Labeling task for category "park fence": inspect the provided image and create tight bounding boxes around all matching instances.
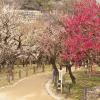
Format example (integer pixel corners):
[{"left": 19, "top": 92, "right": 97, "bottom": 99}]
[
  {"left": 0, "top": 64, "right": 52, "bottom": 87},
  {"left": 83, "top": 87, "right": 100, "bottom": 100}
]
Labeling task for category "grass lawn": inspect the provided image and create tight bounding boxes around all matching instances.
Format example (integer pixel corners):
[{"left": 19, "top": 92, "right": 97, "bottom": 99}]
[{"left": 63, "top": 67, "right": 100, "bottom": 100}]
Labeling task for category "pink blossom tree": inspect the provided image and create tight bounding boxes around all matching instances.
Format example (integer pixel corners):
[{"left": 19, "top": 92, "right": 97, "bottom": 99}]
[{"left": 62, "top": 0, "right": 100, "bottom": 83}]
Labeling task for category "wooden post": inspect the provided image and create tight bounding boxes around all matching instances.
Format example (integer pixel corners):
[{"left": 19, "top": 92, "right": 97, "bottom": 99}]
[
  {"left": 12, "top": 69, "right": 14, "bottom": 81},
  {"left": 33, "top": 66, "right": 36, "bottom": 73},
  {"left": 29, "top": 58, "right": 32, "bottom": 67},
  {"left": 42, "top": 64, "right": 45, "bottom": 72},
  {"left": 7, "top": 74, "right": 10, "bottom": 83},
  {"left": 19, "top": 70, "right": 21, "bottom": 79},
  {"left": 83, "top": 88, "right": 87, "bottom": 100}
]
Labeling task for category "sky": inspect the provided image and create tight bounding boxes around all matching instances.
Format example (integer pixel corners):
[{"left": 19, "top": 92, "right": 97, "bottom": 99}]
[{"left": 96, "top": 0, "right": 100, "bottom": 3}]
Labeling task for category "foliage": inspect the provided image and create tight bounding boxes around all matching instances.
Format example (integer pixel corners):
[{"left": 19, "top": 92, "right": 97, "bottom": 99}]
[
  {"left": 20, "top": 0, "right": 76, "bottom": 13},
  {"left": 62, "top": 0, "right": 100, "bottom": 66}
]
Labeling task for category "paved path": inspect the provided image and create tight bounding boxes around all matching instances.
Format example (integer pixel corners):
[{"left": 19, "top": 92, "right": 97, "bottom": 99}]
[{"left": 0, "top": 73, "right": 53, "bottom": 100}]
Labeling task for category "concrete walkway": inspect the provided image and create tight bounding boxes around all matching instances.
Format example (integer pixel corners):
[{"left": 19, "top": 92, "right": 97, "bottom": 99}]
[{"left": 0, "top": 73, "right": 53, "bottom": 100}]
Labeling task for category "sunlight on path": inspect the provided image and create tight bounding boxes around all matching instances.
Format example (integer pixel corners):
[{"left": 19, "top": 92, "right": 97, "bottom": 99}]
[
  {"left": 0, "top": 92, "right": 9, "bottom": 100},
  {"left": 17, "top": 94, "right": 36, "bottom": 100}
]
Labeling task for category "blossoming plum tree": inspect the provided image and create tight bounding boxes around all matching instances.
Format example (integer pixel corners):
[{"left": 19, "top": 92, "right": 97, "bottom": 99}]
[{"left": 62, "top": 0, "right": 100, "bottom": 83}]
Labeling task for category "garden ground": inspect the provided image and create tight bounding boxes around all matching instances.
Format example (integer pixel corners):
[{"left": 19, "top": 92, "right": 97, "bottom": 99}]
[
  {"left": 0, "top": 66, "right": 99, "bottom": 100},
  {"left": 62, "top": 67, "right": 100, "bottom": 100}
]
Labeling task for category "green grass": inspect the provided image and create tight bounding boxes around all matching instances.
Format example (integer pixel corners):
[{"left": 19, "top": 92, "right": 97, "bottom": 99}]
[{"left": 63, "top": 69, "right": 100, "bottom": 100}]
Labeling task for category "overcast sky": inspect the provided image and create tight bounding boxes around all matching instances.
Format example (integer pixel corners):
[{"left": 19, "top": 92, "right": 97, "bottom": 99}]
[{"left": 96, "top": 0, "right": 100, "bottom": 3}]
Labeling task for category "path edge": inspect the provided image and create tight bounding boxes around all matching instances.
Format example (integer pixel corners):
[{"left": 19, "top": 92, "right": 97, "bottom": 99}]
[{"left": 45, "top": 79, "right": 64, "bottom": 100}]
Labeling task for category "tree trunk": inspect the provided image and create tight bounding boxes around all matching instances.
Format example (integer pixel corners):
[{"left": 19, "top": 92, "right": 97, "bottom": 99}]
[
  {"left": 22, "top": 61, "right": 25, "bottom": 67},
  {"left": 19, "top": 70, "right": 21, "bottom": 79},
  {"left": 7, "top": 64, "right": 14, "bottom": 82},
  {"left": 50, "top": 57, "right": 59, "bottom": 87},
  {"left": 66, "top": 65, "right": 68, "bottom": 72},
  {"left": 52, "top": 64, "right": 59, "bottom": 87},
  {"left": 0, "top": 65, "right": 1, "bottom": 72},
  {"left": 67, "top": 65, "right": 76, "bottom": 84},
  {"left": 33, "top": 66, "right": 36, "bottom": 73}
]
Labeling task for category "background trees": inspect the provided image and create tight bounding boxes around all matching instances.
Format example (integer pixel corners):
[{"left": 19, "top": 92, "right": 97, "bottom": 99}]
[{"left": 0, "top": 6, "right": 36, "bottom": 82}]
